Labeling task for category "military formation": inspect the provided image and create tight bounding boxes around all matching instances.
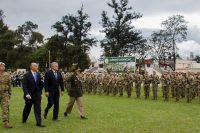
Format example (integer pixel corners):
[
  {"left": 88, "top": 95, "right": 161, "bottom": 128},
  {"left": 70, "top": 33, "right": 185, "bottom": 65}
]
[
  {"left": 1, "top": 60, "right": 200, "bottom": 129},
  {"left": 62, "top": 71, "right": 200, "bottom": 103}
]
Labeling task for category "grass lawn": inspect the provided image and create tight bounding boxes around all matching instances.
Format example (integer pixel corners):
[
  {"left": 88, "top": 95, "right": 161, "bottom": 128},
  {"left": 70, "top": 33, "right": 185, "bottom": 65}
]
[{"left": 1, "top": 88, "right": 200, "bottom": 133}]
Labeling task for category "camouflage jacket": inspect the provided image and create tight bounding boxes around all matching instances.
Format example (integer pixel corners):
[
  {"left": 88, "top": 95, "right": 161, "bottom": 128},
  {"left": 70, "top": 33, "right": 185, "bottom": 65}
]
[{"left": 0, "top": 72, "right": 11, "bottom": 94}]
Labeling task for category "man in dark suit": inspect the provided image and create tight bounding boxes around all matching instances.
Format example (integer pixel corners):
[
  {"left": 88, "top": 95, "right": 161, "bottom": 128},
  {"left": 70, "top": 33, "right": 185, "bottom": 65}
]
[
  {"left": 44, "top": 62, "right": 64, "bottom": 121},
  {"left": 22, "top": 63, "right": 45, "bottom": 127}
]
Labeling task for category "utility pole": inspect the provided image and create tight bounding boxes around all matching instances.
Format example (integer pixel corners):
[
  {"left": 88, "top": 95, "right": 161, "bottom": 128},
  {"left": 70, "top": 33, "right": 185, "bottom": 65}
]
[{"left": 48, "top": 50, "right": 51, "bottom": 69}]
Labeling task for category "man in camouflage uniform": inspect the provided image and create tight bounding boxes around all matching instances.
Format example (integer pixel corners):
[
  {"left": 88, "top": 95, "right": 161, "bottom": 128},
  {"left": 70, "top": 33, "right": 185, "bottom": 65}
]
[
  {"left": 143, "top": 72, "right": 151, "bottom": 99},
  {"left": 151, "top": 71, "right": 160, "bottom": 100},
  {"left": 86, "top": 74, "right": 93, "bottom": 94},
  {"left": 170, "top": 72, "right": 176, "bottom": 98},
  {"left": 160, "top": 72, "right": 170, "bottom": 101},
  {"left": 175, "top": 72, "right": 184, "bottom": 102},
  {"left": 0, "top": 62, "right": 13, "bottom": 128},
  {"left": 193, "top": 73, "right": 199, "bottom": 98},
  {"left": 124, "top": 73, "right": 133, "bottom": 98},
  {"left": 186, "top": 72, "right": 194, "bottom": 103},
  {"left": 97, "top": 74, "right": 103, "bottom": 95},
  {"left": 107, "top": 74, "right": 114, "bottom": 96},
  {"left": 92, "top": 74, "right": 98, "bottom": 94},
  {"left": 112, "top": 74, "right": 118, "bottom": 96},
  {"left": 196, "top": 72, "right": 200, "bottom": 103},
  {"left": 134, "top": 71, "right": 142, "bottom": 98},
  {"left": 102, "top": 73, "right": 109, "bottom": 94},
  {"left": 118, "top": 74, "right": 124, "bottom": 96}
]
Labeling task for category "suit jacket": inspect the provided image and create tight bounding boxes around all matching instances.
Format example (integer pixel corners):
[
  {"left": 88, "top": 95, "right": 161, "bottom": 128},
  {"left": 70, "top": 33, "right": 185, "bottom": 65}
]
[
  {"left": 22, "top": 71, "right": 43, "bottom": 100},
  {"left": 44, "top": 70, "right": 64, "bottom": 93},
  {"left": 68, "top": 74, "right": 83, "bottom": 97}
]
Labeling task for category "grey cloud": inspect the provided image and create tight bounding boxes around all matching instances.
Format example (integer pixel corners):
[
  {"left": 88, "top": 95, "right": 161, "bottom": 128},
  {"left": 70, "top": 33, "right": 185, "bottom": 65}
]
[
  {"left": 1, "top": 0, "right": 200, "bottom": 39},
  {"left": 132, "top": 0, "right": 200, "bottom": 16},
  {"left": 188, "top": 26, "right": 200, "bottom": 44}
]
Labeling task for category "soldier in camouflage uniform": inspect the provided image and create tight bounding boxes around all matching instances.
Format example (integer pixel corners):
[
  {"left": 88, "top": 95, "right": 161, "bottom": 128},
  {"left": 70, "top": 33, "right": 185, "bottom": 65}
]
[
  {"left": 193, "top": 73, "right": 199, "bottom": 98},
  {"left": 112, "top": 74, "right": 118, "bottom": 96},
  {"left": 170, "top": 72, "right": 176, "bottom": 98},
  {"left": 196, "top": 72, "right": 200, "bottom": 103},
  {"left": 124, "top": 73, "right": 133, "bottom": 98},
  {"left": 97, "top": 74, "right": 103, "bottom": 95},
  {"left": 92, "top": 74, "right": 98, "bottom": 94},
  {"left": 175, "top": 72, "right": 183, "bottom": 102},
  {"left": 102, "top": 73, "right": 109, "bottom": 94},
  {"left": 186, "top": 72, "right": 194, "bottom": 103},
  {"left": 107, "top": 74, "right": 115, "bottom": 96},
  {"left": 87, "top": 74, "right": 93, "bottom": 94},
  {"left": 160, "top": 72, "right": 170, "bottom": 101},
  {"left": 151, "top": 71, "right": 160, "bottom": 100},
  {"left": 118, "top": 74, "right": 124, "bottom": 96},
  {"left": 143, "top": 72, "right": 151, "bottom": 99},
  {"left": 0, "top": 62, "right": 13, "bottom": 128},
  {"left": 181, "top": 73, "right": 187, "bottom": 98},
  {"left": 134, "top": 71, "right": 143, "bottom": 98}
]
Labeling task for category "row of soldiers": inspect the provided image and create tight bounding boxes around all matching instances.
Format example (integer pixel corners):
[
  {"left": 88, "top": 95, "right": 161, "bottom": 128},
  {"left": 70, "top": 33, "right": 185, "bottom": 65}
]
[{"left": 62, "top": 71, "right": 200, "bottom": 103}]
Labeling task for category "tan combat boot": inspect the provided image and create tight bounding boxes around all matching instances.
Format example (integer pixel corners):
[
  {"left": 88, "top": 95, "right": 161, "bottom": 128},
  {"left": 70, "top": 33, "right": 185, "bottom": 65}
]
[{"left": 4, "top": 121, "right": 13, "bottom": 128}]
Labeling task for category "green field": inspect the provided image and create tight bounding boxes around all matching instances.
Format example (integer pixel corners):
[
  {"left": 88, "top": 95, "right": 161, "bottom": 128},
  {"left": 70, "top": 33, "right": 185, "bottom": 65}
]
[{"left": 1, "top": 88, "right": 200, "bottom": 133}]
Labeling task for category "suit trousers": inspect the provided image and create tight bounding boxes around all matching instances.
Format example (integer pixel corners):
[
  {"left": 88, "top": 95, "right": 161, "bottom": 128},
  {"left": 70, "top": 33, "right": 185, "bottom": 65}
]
[{"left": 22, "top": 97, "right": 41, "bottom": 125}]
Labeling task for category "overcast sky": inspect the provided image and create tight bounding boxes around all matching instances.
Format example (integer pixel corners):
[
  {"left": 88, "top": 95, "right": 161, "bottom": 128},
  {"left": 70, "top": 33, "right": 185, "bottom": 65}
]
[{"left": 1, "top": 0, "right": 200, "bottom": 59}]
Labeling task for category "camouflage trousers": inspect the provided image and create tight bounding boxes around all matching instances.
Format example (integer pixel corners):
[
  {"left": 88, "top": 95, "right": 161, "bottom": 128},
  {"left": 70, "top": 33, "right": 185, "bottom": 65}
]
[
  {"left": 152, "top": 84, "right": 158, "bottom": 100},
  {"left": 135, "top": 84, "right": 141, "bottom": 98},
  {"left": 186, "top": 85, "right": 192, "bottom": 103},
  {"left": 0, "top": 91, "right": 10, "bottom": 122},
  {"left": 106, "top": 86, "right": 112, "bottom": 95},
  {"left": 171, "top": 85, "right": 175, "bottom": 98},
  {"left": 180, "top": 86, "right": 186, "bottom": 98},
  {"left": 125, "top": 85, "right": 132, "bottom": 97},
  {"left": 175, "top": 86, "right": 181, "bottom": 102},
  {"left": 162, "top": 86, "right": 169, "bottom": 101},
  {"left": 144, "top": 84, "right": 150, "bottom": 99},
  {"left": 97, "top": 85, "right": 103, "bottom": 94},
  {"left": 118, "top": 86, "right": 124, "bottom": 96},
  {"left": 112, "top": 86, "right": 118, "bottom": 96},
  {"left": 198, "top": 85, "right": 200, "bottom": 103},
  {"left": 93, "top": 84, "right": 98, "bottom": 94}
]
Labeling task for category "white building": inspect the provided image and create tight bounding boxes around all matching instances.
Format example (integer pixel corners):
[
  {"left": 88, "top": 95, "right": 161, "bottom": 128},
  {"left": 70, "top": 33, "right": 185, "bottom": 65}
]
[{"left": 175, "top": 59, "right": 200, "bottom": 72}]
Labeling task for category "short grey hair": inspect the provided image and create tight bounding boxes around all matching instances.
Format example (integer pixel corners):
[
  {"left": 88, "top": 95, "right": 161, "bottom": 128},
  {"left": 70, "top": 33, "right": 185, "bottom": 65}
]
[
  {"left": 51, "top": 62, "right": 58, "bottom": 67},
  {"left": 30, "top": 63, "right": 38, "bottom": 69},
  {"left": 0, "top": 62, "right": 5, "bottom": 66}
]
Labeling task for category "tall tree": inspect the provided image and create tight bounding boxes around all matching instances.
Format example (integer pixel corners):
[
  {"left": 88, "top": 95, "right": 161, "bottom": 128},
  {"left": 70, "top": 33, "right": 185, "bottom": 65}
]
[
  {"left": 161, "top": 15, "right": 187, "bottom": 70},
  {"left": 149, "top": 15, "right": 187, "bottom": 70},
  {"left": 51, "top": 5, "right": 96, "bottom": 70},
  {"left": 0, "top": 10, "right": 16, "bottom": 67},
  {"left": 15, "top": 21, "right": 43, "bottom": 48},
  {"left": 13, "top": 21, "right": 44, "bottom": 68},
  {"left": 100, "top": 0, "right": 146, "bottom": 57},
  {"left": 149, "top": 30, "right": 172, "bottom": 67}
]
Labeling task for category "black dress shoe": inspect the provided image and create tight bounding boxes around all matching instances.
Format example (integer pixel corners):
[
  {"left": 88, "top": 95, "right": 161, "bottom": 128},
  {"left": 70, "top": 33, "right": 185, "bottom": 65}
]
[
  {"left": 64, "top": 112, "right": 68, "bottom": 117},
  {"left": 36, "top": 124, "right": 46, "bottom": 127},
  {"left": 80, "top": 116, "right": 88, "bottom": 119},
  {"left": 43, "top": 112, "right": 47, "bottom": 119}
]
